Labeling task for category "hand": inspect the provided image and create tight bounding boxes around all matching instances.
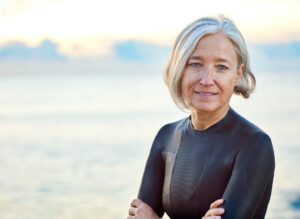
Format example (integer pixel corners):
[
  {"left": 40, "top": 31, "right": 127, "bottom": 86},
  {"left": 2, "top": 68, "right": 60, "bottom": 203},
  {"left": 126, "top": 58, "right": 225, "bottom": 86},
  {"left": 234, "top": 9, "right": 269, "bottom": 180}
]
[
  {"left": 202, "top": 199, "right": 225, "bottom": 219},
  {"left": 127, "top": 198, "right": 160, "bottom": 219}
]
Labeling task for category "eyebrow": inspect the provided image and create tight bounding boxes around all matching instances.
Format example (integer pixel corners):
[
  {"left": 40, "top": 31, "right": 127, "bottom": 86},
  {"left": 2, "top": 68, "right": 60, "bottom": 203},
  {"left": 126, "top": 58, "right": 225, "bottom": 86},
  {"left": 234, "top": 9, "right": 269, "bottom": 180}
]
[{"left": 188, "top": 55, "right": 231, "bottom": 64}]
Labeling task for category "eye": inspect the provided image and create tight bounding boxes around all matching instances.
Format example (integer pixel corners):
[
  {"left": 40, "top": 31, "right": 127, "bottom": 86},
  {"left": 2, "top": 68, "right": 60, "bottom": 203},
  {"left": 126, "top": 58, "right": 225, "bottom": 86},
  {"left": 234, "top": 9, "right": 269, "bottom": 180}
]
[
  {"left": 216, "top": 64, "right": 229, "bottom": 71},
  {"left": 188, "top": 62, "right": 202, "bottom": 68}
]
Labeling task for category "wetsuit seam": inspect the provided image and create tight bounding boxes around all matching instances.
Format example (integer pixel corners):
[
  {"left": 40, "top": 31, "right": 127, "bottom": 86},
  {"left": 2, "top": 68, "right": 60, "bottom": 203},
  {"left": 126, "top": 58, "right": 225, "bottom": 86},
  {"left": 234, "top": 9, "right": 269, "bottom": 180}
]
[{"left": 168, "top": 119, "right": 185, "bottom": 218}]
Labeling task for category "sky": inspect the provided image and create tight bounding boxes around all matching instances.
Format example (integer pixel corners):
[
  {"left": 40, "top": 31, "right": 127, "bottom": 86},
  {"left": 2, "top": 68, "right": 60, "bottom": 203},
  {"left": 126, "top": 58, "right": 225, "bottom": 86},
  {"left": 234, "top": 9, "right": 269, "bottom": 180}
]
[{"left": 0, "top": 0, "right": 300, "bottom": 57}]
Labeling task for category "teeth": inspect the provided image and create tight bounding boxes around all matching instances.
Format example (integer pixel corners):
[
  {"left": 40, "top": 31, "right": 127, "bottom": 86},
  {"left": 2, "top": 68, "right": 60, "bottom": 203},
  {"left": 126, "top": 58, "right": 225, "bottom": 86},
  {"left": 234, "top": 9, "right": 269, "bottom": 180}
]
[{"left": 195, "top": 91, "right": 217, "bottom": 96}]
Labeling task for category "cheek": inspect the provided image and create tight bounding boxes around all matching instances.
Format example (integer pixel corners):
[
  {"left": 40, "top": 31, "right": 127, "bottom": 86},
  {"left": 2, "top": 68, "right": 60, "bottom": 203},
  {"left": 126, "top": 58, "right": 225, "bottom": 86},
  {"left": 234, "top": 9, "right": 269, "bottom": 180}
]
[
  {"left": 216, "top": 76, "right": 237, "bottom": 95},
  {"left": 181, "top": 81, "right": 189, "bottom": 98},
  {"left": 181, "top": 71, "right": 198, "bottom": 89},
  {"left": 181, "top": 73, "right": 190, "bottom": 95},
  {"left": 225, "top": 80, "right": 236, "bottom": 92}
]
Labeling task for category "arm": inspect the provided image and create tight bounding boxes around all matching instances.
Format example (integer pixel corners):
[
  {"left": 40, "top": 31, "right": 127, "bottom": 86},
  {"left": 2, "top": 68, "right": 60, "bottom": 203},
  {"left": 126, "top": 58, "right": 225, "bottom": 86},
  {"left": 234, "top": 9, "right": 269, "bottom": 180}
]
[
  {"left": 221, "top": 133, "right": 275, "bottom": 219},
  {"left": 137, "top": 128, "right": 166, "bottom": 217}
]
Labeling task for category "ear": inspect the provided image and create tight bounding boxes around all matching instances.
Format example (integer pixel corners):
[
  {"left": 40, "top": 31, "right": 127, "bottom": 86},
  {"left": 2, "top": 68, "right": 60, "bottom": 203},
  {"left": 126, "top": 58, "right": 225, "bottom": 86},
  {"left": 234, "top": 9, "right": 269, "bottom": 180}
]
[{"left": 236, "top": 63, "right": 245, "bottom": 84}]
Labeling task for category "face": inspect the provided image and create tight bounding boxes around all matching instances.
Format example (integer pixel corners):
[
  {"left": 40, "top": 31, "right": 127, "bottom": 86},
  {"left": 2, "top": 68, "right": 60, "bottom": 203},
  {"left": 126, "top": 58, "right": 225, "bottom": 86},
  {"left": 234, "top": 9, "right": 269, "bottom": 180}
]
[{"left": 181, "top": 32, "right": 244, "bottom": 114}]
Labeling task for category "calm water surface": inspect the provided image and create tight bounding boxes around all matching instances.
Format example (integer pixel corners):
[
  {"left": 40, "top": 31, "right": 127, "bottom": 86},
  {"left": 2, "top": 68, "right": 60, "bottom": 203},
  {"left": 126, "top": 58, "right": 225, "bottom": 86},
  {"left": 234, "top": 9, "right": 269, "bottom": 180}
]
[{"left": 0, "top": 71, "right": 299, "bottom": 218}]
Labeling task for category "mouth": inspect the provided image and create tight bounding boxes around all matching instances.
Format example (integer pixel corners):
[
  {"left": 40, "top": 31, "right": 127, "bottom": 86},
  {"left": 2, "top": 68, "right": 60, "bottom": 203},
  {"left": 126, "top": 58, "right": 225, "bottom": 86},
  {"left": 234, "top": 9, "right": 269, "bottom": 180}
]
[{"left": 194, "top": 91, "right": 219, "bottom": 96}]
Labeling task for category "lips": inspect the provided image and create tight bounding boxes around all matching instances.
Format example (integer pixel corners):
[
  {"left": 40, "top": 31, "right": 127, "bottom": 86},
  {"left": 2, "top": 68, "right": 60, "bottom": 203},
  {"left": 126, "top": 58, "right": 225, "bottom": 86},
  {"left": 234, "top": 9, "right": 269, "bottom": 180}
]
[{"left": 194, "top": 91, "right": 219, "bottom": 96}]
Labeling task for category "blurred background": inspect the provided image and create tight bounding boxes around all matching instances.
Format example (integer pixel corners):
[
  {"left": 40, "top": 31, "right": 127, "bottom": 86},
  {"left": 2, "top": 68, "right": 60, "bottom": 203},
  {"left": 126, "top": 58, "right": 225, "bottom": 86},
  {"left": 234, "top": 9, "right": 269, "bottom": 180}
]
[{"left": 0, "top": 0, "right": 300, "bottom": 218}]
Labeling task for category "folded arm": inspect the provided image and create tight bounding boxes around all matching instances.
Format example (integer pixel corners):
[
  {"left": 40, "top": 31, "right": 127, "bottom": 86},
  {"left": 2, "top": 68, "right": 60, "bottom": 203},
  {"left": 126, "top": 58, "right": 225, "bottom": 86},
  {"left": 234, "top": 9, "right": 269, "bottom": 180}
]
[{"left": 221, "top": 133, "right": 275, "bottom": 219}]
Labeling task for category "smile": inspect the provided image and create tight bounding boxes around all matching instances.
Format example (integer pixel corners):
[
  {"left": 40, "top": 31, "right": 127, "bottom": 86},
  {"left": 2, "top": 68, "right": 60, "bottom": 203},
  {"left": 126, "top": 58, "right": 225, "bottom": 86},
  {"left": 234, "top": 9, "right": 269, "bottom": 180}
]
[{"left": 194, "top": 91, "right": 219, "bottom": 96}]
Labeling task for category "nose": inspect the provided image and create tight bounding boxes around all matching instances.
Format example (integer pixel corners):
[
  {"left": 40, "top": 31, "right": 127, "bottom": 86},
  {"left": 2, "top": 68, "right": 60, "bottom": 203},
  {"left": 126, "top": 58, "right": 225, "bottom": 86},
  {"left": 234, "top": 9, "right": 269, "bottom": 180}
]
[{"left": 199, "top": 67, "right": 214, "bottom": 86}]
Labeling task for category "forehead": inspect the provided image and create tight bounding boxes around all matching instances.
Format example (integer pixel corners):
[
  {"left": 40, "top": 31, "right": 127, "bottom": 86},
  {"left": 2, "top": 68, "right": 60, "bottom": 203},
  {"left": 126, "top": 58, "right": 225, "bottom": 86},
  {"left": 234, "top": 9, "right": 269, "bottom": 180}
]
[{"left": 190, "top": 32, "right": 238, "bottom": 61}]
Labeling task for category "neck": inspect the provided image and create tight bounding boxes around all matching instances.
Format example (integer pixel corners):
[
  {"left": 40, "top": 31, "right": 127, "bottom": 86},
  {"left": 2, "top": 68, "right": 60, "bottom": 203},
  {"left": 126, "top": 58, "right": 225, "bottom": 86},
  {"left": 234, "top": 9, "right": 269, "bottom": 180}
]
[{"left": 190, "top": 105, "right": 230, "bottom": 131}]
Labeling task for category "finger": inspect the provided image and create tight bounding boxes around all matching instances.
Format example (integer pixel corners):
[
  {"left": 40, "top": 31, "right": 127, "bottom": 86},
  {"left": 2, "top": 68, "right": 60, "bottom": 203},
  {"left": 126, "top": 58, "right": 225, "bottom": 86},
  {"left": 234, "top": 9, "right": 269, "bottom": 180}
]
[
  {"left": 128, "top": 207, "right": 137, "bottom": 216},
  {"left": 130, "top": 198, "right": 143, "bottom": 207},
  {"left": 210, "top": 199, "right": 224, "bottom": 209},
  {"left": 202, "top": 216, "right": 221, "bottom": 219},
  {"left": 205, "top": 208, "right": 225, "bottom": 216}
]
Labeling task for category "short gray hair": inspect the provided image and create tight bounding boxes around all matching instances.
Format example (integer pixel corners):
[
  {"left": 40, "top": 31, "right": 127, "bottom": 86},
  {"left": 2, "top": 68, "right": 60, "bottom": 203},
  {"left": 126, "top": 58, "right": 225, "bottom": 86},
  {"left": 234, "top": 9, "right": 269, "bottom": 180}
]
[{"left": 163, "top": 15, "right": 256, "bottom": 110}]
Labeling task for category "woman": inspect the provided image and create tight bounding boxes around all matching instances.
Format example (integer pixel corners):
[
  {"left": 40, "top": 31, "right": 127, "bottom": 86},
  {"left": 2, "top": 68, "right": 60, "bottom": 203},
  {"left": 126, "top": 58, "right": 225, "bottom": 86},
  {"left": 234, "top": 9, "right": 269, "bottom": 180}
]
[{"left": 127, "top": 16, "right": 275, "bottom": 219}]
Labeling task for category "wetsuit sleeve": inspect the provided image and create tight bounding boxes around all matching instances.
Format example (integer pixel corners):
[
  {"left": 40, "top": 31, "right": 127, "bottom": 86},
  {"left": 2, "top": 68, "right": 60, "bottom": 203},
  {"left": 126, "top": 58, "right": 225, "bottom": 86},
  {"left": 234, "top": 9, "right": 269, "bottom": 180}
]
[
  {"left": 137, "top": 128, "right": 165, "bottom": 217},
  {"left": 221, "top": 133, "right": 275, "bottom": 219}
]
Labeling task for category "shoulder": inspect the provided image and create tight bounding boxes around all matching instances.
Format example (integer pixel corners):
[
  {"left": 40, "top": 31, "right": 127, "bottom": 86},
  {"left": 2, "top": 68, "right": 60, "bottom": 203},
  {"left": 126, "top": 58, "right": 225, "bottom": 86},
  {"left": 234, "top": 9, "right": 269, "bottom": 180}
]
[
  {"left": 151, "top": 117, "right": 188, "bottom": 149},
  {"left": 155, "top": 117, "right": 188, "bottom": 139},
  {"left": 230, "top": 108, "right": 265, "bottom": 135},
  {"left": 230, "top": 109, "right": 272, "bottom": 144},
  {"left": 230, "top": 109, "right": 275, "bottom": 164}
]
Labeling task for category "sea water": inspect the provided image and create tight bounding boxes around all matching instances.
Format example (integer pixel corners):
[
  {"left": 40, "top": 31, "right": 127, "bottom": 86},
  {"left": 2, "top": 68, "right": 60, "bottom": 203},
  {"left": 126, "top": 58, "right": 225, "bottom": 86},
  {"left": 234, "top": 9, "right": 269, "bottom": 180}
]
[{"left": 0, "top": 70, "right": 299, "bottom": 219}]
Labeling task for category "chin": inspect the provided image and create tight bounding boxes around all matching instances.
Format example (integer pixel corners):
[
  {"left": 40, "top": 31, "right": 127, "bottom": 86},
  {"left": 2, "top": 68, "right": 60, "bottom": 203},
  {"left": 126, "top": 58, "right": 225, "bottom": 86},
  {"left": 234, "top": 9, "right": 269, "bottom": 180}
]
[{"left": 190, "top": 103, "right": 219, "bottom": 113}]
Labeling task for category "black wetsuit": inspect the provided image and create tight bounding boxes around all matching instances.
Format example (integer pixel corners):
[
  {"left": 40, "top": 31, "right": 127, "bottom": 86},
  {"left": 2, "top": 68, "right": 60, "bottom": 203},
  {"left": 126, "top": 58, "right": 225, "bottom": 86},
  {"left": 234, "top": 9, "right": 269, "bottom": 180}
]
[{"left": 138, "top": 108, "right": 275, "bottom": 219}]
